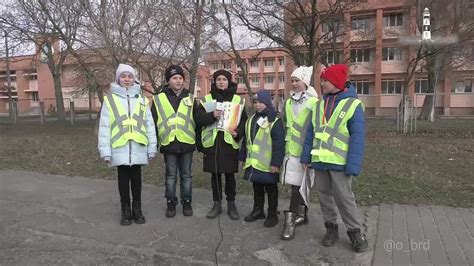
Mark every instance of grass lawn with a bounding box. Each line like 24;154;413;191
0;118;473;207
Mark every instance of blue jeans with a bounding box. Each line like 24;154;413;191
164;152;193;204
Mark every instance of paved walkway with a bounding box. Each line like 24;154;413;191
0;170;472;265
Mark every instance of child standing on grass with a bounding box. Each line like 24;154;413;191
98;63;157;226
301;64;368;252
239;89;285;228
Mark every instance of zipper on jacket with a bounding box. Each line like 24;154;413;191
128;95;132;166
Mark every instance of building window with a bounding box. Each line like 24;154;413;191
250;60;259;68
278;57;285;67
323;50;343;64
381;79;403;94
382;47;403;61
278;73;285;83
383;13;404;27
196;78;201;87
452;80;473;93
350;48;371;62
264;59;274;68
237;75;245;84
250;75;259;86
210;62;219;70
353;80;370;95
264;75;274;84
297;52;309;65
293;23;308;37
351;17;371;31
31;91;39;101
222;60;232;69
0;70;16;76
237;62;247;70
415;79;429;93
322;19;341;33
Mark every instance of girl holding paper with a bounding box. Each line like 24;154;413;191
195;69;247;220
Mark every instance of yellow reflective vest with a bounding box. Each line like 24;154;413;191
243;115;279;173
103;93;148;148
153;93;196;146
310;98;363;165
201;94;245;149
284;97;318;157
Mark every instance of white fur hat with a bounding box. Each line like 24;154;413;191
115;63;136;83
291;66;313;88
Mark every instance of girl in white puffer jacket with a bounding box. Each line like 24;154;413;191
98;63;157;226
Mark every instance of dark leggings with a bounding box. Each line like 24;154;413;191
289;185;305;212
211;173;236;201
253;182;278;212
117;165;142;204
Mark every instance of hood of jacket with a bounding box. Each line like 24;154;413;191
110;83;142;98
210;81;237;102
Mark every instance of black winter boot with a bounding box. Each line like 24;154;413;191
182;199;193;216
322;222;339;246
294;205;308;226
120;202;132;226
206;201;222;219
165;199;176;218
347;228;369;253
227;201;239;220
244;207;266;222
264;211;279;227
132;201;146;224
281;211;297;240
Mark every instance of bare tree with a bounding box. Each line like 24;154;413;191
165;0;221;94
406;0;474;120
207;3;268;98
0;0;86;120
231;0;356;69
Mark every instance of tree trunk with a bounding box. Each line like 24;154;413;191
52;72;66;121
188;1;203;95
419;55;441;120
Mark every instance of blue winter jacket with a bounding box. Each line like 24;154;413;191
300;83;365;176
98;83;157;167
239;107;285;184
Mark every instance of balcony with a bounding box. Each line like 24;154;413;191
382;26;405;40
350;62;374;75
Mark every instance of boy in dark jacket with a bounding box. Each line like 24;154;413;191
151;65;199;218
239;89;285;228
300;64;368;252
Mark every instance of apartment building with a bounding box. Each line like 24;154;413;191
0;43;210;114
204;0;474;116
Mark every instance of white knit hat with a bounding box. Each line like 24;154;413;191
291;66;313;88
115;63;136;83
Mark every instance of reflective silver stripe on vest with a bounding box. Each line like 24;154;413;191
132;97;147;136
324;98;356;149
154;95;172;140
312;100;323;149
312;98;356;152
176;102;196;138
202;130;214;143
289;113;312;146
106;94;129;144
250;120;272;164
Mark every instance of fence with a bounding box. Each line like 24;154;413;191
0;97;100;125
